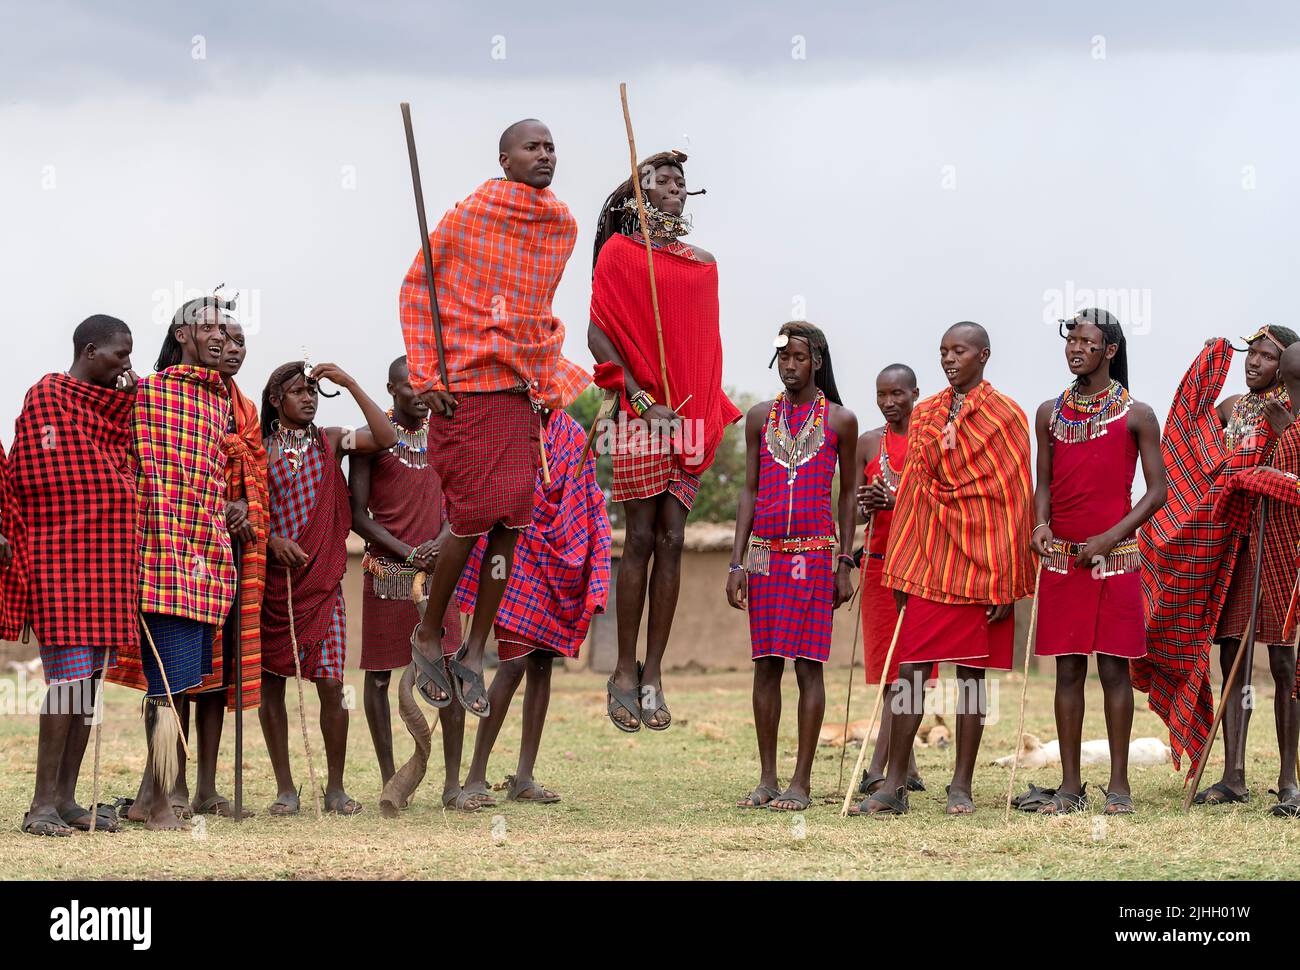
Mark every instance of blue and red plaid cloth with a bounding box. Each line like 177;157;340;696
399;178;588;409
748;396;839;663
455;410;611;657
1137;339;1287;775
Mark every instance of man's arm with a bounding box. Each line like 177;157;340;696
726;404;766;610
1031;400;1054;556
348;446;412;563
832;404;860;608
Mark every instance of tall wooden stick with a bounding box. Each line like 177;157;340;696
1004;560;1043;821
285;568;322;820
840;604;906;816
399;103;452;395
619;82;672;409
835;516;872;797
140;619;193;760
1184;499;1269;811
87;646;109;833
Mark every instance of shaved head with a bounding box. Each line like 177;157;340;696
1280;342;1300;384
944;320;990;350
388;355;409;382
499;118;546;153
878;363;917;389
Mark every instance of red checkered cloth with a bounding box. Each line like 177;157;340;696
9;374;139;681
610;416;701;510
456;410;611;657
0;440;29;641
1136;339;1286;776
1212;426;1300;648
399;178;588;409
261;431;351;681
361;573;461;670
590;233;742;473
428;390;540;537
748;396;839;663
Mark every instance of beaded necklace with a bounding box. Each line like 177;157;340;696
1224;385;1288;452
878;427;904;493
1049;379;1131;443
270;422;315;474
765;390;827;486
389;409;429;469
946;389;968;424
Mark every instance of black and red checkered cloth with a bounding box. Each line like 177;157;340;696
1137;340;1286;776
1212;421;1300;700
0;439;29;641
8;374;140;677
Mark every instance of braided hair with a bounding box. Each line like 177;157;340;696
155;294;236;371
1066;308;1130;390
592;150;687;273
773;320;843;405
260;361;308;439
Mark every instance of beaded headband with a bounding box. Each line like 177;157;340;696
1239;325;1286;354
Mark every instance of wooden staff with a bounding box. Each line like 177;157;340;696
1184;499;1269;811
140;618;192;759
399;103;451;394
619;82;672;410
834;516;872;797
840;604;906;816
234;617;244;824
285;567;322;820
87;646;109;833
1004;560;1043;821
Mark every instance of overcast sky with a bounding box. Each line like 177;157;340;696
3;1;1299;444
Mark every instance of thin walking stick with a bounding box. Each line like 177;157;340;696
840;604;906;816
140;618;193;759
87;645;109;833
285;567;322;820
835;515;872;797
1184;499;1269;811
1004;559;1043;821
619;82;672;409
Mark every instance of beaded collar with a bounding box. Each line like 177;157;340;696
389;409;429;469
1224;385;1288;452
1049;379;1131;443
765;391;827;486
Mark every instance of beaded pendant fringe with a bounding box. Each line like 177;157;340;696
1043;536;1140;576
361;552;422;600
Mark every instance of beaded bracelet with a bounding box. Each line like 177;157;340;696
728;563;745;574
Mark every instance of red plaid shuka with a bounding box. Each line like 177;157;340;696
883;381;1035;606
9;374;139;666
0;440;29;641
455;410;611;657
110;366;237;692
1213;423;1300;657
399;178;589;409
1136;339;1287;775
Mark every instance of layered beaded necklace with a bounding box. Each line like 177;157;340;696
1049;379;1131;443
389;409;429;469
765;390;827;486
270;422;315;474
1224;385;1288;452
878;428;904;493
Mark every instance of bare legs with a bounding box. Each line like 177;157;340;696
463;651;557;798
611;493;687;728
745;656;825;809
1207;638;1300;799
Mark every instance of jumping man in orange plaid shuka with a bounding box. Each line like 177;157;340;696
399;119;588;730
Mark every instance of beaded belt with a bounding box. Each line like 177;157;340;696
745;534;837;576
361;551;426;600
1043;536;1139;577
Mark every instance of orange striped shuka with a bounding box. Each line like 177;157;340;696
883;380;1035;605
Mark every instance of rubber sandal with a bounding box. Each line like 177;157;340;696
449;645;491;718
858;771;885;796
323;790;362;815
606;672;642;733
1011;782;1057;812
22;811;73;837
737;784;782;808
850;785;909;816
639;663;671;732
945;784;976;815
267;786;301;817
1192;781;1249;805
59;803;121;833
906;775;927;793
410;626;454;709
1038;783;1088;815
462;781;498;808
1268;787;1300;817
191;794;253;819
766;787;811;812
1102;788;1135;815
442;788;483;813
506;774;560;804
